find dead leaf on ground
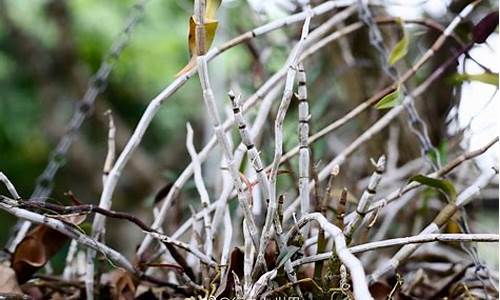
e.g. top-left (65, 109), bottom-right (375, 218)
top-left (214, 247), bottom-right (244, 298)
top-left (11, 214), bottom-right (86, 283)
top-left (101, 269), bottom-right (136, 300)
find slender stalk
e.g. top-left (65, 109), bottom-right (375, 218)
top-left (159, 112), bottom-right (497, 260)
top-left (285, 213), bottom-right (373, 299)
top-left (62, 239), bottom-right (79, 280)
top-left (228, 91), bottom-right (299, 286)
top-left (0, 198), bottom-right (134, 274)
top-left (97, 0), bottom-right (355, 258)
top-left (194, 0), bottom-right (259, 248)
top-left (369, 166), bottom-right (498, 283)
top-left (229, 92), bottom-right (271, 211)
top-left (344, 155), bottom-right (386, 240)
top-left (186, 123), bottom-right (213, 260)
top-left (243, 219), bottom-right (255, 294)
top-left (86, 111), bottom-right (117, 300)
top-left (0, 172), bottom-right (21, 200)
top-left (314, 166), bottom-right (339, 283)
top-left (291, 233), bottom-right (499, 267)
top-left (297, 63), bottom-right (311, 222)
top-left (0, 197), bottom-right (187, 294)
top-left (143, 13), bottom-right (479, 262)
top-left (349, 137), bottom-right (499, 223)
top-left (300, 137), bottom-right (498, 251)
top-left (283, 4), bottom-right (482, 221)
top-left (257, 7), bottom-right (312, 277)
top-left (136, 5), bottom-right (362, 256)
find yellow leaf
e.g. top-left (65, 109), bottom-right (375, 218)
top-left (206, 0), bottom-right (222, 20)
top-left (176, 16), bottom-right (219, 77)
top-left (188, 16), bottom-right (196, 58)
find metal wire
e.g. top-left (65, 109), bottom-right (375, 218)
top-left (357, 0), bottom-right (440, 171)
top-left (5, 0), bottom-right (150, 252)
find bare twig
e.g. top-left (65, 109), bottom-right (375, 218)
top-left (350, 137), bottom-right (499, 222)
top-left (292, 233), bottom-right (499, 267)
top-left (256, 5), bottom-right (312, 277)
top-left (243, 219), bottom-right (255, 294)
top-left (86, 111), bottom-right (117, 300)
top-left (113, 0), bottom-right (356, 258)
top-left (193, 0), bottom-right (259, 248)
top-left (369, 166), bottom-right (499, 283)
top-left (286, 213), bottom-right (373, 299)
top-left (283, 6), bottom-right (483, 221)
top-left (344, 155), bottom-right (386, 240)
top-left (0, 172), bottom-right (21, 200)
top-left (186, 123), bottom-right (213, 260)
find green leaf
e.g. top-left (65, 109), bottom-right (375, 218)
top-left (410, 175), bottom-right (457, 203)
top-left (388, 19), bottom-right (409, 65)
top-left (375, 86), bottom-right (402, 109)
top-left (276, 245), bottom-right (300, 269)
top-left (451, 73), bottom-right (499, 86)
top-left (428, 140), bottom-right (448, 166)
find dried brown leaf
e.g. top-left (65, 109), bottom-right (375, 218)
top-left (11, 214), bottom-right (86, 283)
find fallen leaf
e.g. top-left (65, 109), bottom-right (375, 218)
top-left (101, 269), bottom-right (136, 300)
top-left (214, 247), bottom-right (244, 298)
top-left (11, 214), bottom-right (86, 283)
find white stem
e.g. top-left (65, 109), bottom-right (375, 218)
top-left (344, 155), bottom-right (386, 238)
top-left (86, 111), bottom-right (117, 300)
top-left (259, 7), bottom-right (312, 274)
top-left (287, 213), bottom-right (373, 299)
top-left (297, 63), bottom-right (311, 222)
top-left (243, 219), bottom-right (255, 294)
top-left (137, 2), bottom-right (355, 255)
top-left (369, 166), bottom-right (498, 283)
top-left (0, 172), bottom-right (21, 200)
top-left (186, 123), bottom-right (213, 260)
top-left (292, 233), bottom-right (500, 267)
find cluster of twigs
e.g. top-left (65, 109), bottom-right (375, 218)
top-left (0, 0), bottom-right (499, 299)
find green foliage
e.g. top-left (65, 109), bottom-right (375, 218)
top-left (388, 18), bottom-right (409, 65)
top-left (409, 175), bottom-right (457, 203)
top-left (451, 72), bottom-right (499, 86)
top-left (375, 86), bottom-right (402, 109)
top-left (428, 140), bottom-right (448, 166)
